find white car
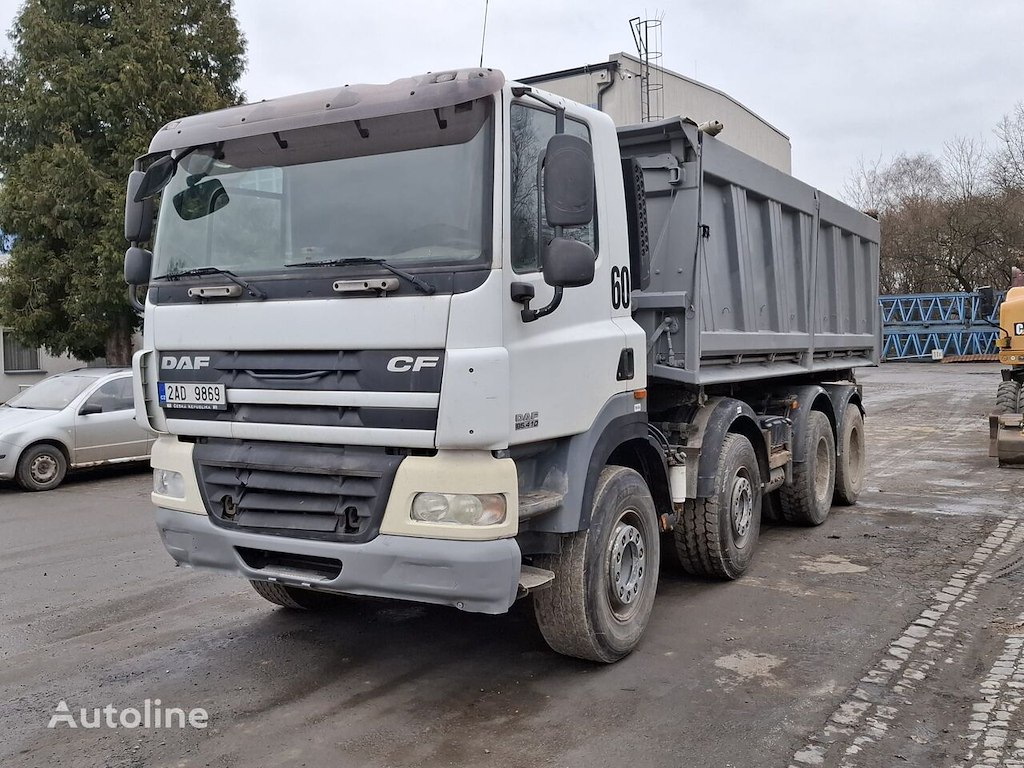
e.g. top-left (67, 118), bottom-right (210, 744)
top-left (0, 368), bottom-right (154, 491)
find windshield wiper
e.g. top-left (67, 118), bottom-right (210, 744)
top-left (151, 267), bottom-right (268, 300)
top-left (285, 257), bottom-right (436, 296)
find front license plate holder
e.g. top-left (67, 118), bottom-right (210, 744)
top-left (158, 382), bottom-right (227, 410)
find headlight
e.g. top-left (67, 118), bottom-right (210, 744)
top-left (411, 493), bottom-right (506, 526)
top-left (153, 469), bottom-right (185, 498)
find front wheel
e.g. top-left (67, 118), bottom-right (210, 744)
top-left (996, 380), bottom-right (1023, 414)
top-left (16, 443), bottom-right (68, 492)
top-left (532, 466), bottom-right (660, 663)
top-left (249, 580), bottom-right (348, 610)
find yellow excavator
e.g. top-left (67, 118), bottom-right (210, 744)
top-left (986, 275), bottom-right (1024, 466)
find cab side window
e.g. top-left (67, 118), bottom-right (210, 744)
top-left (510, 105), bottom-right (596, 273)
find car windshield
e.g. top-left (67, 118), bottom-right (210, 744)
top-left (5, 374), bottom-right (99, 410)
top-left (151, 98), bottom-right (494, 278)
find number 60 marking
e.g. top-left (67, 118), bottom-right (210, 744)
top-left (611, 265), bottom-right (631, 310)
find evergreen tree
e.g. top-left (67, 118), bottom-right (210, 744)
top-left (0, 0), bottom-right (246, 364)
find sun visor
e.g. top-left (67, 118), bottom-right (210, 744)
top-left (149, 68), bottom-right (505, 153)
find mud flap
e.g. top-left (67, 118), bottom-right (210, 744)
top-left (989, 413), bottom-right (1024, 466)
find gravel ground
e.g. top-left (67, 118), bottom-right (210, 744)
top-left (1, 362), bottom-right (1022, 768)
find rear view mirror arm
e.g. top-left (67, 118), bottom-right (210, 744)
top-left (511, 86), bottom-right (566, 134)
top-left (128, 285), bottom-right (145, 315)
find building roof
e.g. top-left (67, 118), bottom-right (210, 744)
top-left (519, 52), bottom-right (789, 141)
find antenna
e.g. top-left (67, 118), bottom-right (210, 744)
top-left (630, 13), bottom-right (665, 123)
top-left (479, 0), bottom-right (490, 68)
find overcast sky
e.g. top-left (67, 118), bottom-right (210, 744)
top-left (1, 0), bottom-right (1022, 199)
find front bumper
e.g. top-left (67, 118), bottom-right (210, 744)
top-left (0, 440), bottom-right (19, 480)
top-left (156, 506), bottom-right (522, 614)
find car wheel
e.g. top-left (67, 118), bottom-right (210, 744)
top-left (16, 443), bottom-right (68, 491)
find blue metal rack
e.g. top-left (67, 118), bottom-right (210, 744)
top-left (879, 291), bottom-right (1005, 361)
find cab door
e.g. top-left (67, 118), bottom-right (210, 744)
top-left (501, 95), bottom-right (633, 446)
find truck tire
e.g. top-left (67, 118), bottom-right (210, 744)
top-left (996, 380), bottom-right (1022, 414)
top-left (16, 443), bottom-right (68, 492)
top-left (674, 434), bottom-right (762, 580)
top-left (779, 411), bottom-right (835, 525)
top-left (532, 465), bottom-right (660, 663)
top-left (833, 407), bottom-right (865, 506)
top-left (249, 580), bottom-right (345, 610)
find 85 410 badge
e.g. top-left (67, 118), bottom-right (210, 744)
top-left (515, 411), bottom-right (539, 431)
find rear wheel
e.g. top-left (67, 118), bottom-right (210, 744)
top-left (249, 580), bottom-right (347, 610)
top-left (533, 466), bottom-right (660, 663)
top-left (16, 443), bottom-right (68, 492)
top-left (833, 407), bottom-right (865, 506)
top-left (674, 434), bottom-right (762, 580)
top-left (996, 380), bottom-right (1022, 413)
top-left (779, 411), bottom-right (835, 525)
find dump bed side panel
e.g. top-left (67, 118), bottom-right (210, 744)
top-left (618, 118), bottom-right (880, 387)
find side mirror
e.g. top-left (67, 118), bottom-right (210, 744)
top-left (544, 238), bottom-right (595, 288)
top-left (172, 178), bottom-right (229, 221)
top-left (125, 171), bottom-right (154, 242)
top-left (79, 403), bottom-right (103, 416)
top-left (124, 246), bottom-right (152, 286)
top-left (543, 134), bottom-right (595, 227)
top-left (135, 155), bottom-right (176, 202)
top-left (977, 286), bottom-right (997, 319)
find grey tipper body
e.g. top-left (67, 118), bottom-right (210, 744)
top-left (620, 118), bottom-right (879, 385)
top-left (125, 67), bottom-right (880, 662)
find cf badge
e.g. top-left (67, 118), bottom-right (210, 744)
top-left (387, 356), bottom-right (440, 373)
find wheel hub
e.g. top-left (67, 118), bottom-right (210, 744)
top-left (731, 476), bottom-right (753, 539)
top-left (31, 455), bottom-right (58, 484)
top-left (609, 520), bottom-right (646, 608)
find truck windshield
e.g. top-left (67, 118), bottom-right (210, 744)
top-left (151, 100), bottom-right (493, 278)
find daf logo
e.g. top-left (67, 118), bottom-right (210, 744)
top-left (386, 356), bottom-right (439, 373)
top-left (161, 355), bottom-right (211, 370)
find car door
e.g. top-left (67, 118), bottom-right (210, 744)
top-left (73, 376), bottom-right (152, 465)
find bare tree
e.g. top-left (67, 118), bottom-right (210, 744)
top-left (842, 111), bottom-right (1024, 295)
top-left (992, 102), bottom-right (1024, 191)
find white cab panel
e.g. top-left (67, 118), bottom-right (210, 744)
top-left (150, 293), bottom-right (451, 350)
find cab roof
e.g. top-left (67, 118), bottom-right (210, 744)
top-left (148, 68), bottom-right (505, 154)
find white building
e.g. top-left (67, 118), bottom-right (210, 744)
top-left (0, 250), bottom-right (86, 402)
top-left (519, 52), bottom-right (792, 174)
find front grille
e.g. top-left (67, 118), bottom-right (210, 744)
top-left (180, 404), bottom-right (438, 430)
top-left (193, 438), bottom-right (404, 542)
top-left (158, 349), bottom-right (444, 433)
top-left (158, 350), bottom-right (445, 392)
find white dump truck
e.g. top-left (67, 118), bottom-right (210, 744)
top-left (124, 68), bottom-right (879, 662)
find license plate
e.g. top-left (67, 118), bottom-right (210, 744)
top-left (158, 382), bottom-right (227, 410)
